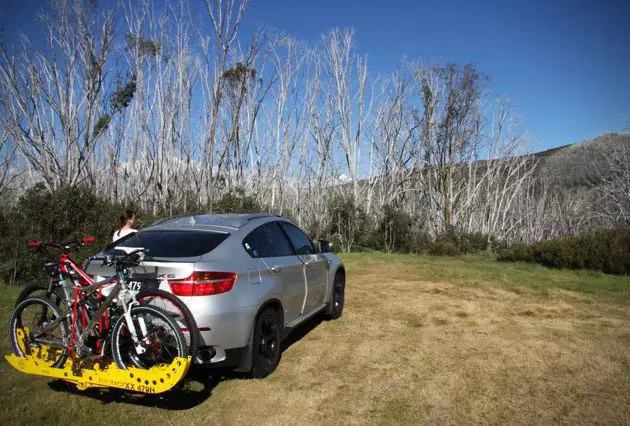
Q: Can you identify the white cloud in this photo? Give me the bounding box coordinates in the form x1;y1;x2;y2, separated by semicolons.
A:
338;174;351;183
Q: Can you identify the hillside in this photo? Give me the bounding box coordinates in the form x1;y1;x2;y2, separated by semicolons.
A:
536;132;630;188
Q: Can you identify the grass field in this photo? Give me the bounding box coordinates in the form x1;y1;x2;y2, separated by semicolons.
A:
1;253;629;424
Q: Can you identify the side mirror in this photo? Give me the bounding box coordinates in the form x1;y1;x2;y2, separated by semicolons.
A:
318;239;332;253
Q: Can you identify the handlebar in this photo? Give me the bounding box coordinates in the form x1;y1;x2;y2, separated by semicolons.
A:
27;236;96;252
100;249;146;271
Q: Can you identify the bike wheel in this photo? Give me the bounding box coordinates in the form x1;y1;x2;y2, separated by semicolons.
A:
111;305;186;370
16;281;66;311
136;289;199;358
8;296;69;368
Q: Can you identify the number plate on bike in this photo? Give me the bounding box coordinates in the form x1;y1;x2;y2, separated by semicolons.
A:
128;279;159;292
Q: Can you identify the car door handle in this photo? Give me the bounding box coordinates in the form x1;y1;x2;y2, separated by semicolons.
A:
271;266;282;273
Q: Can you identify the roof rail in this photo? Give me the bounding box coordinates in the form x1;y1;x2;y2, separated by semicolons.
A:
146;212;287;229
150;212;203;226
245;213;278;222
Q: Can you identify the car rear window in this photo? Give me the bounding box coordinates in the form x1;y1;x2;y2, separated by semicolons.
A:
105;230;230;258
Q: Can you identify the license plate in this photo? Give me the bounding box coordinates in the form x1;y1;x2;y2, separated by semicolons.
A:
127;279;159;292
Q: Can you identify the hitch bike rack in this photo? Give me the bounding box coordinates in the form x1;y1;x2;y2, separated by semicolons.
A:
6;328;191;394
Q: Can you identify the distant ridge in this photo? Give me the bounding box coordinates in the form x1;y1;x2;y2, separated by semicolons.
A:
533;144;573;158
534;132;630;159
537;132;630;188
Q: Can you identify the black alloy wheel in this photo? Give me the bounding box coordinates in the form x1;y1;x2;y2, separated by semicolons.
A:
327;272;345;320
251;308;281;378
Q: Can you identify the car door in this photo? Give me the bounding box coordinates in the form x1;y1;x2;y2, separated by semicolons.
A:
278;221;328;314
243;222;306;324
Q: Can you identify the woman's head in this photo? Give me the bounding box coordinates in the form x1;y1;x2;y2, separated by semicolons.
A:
120;209;135;228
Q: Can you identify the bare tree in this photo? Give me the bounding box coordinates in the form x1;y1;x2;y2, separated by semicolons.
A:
592;141;630;225
199;0;251;210
413;62;486;234
263;35;305;213
0;125;22;210
105;0;198;215
371;65;419;209
322;28;376;202
2;2;616;251
0;0;132;190
461;97;535;242
301;50;336;233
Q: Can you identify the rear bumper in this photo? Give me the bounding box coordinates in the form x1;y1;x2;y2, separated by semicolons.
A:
185;303;257;365
150;279;258;358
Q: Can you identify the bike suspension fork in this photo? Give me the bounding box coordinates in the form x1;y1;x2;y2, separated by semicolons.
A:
118;272;147;355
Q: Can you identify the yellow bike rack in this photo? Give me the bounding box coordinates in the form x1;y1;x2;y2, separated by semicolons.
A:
6;328;191;394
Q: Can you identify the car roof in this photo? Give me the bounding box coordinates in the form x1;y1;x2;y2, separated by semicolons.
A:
147;213;282;232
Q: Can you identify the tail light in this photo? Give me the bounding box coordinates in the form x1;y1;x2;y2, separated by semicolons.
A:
169;271;237;296
82;236;96;244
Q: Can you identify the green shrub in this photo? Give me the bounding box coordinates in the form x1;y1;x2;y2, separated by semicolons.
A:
379;205;413;253
428;240;461;256
499;226;630;275
0;187;276;284
432;228;490;255
305;219;324;241
0;185;123;284
374;205;432;254
328;233;344;253
459;232;490;253
326;195;374;252
409;231;432;254
214;190;262;214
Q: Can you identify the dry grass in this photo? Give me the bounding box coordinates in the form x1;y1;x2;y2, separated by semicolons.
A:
1;253;629;424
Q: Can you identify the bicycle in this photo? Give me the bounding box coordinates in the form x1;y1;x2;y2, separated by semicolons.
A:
9;250;187;370
15;237;199;359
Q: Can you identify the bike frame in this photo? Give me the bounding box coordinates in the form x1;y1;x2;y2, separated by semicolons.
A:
32;260;148;358
59;252;96;287
26;240;154;358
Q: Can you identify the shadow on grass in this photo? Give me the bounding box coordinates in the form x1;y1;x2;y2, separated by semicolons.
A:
46;314;326;410
46;365;237;410
281;314;325;352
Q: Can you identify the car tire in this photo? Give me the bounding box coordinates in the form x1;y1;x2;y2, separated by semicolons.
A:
250;307;281;378
325;271;345;320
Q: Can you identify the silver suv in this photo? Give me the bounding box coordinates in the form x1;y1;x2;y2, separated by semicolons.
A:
85;213;345;377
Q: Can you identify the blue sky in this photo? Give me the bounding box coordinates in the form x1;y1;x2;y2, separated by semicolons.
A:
3;0;629;151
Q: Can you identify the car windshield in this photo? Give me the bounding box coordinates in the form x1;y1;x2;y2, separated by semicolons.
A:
105;230;230;258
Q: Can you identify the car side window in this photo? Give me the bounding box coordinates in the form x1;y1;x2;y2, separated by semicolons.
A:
278;222;316;255
242;230;261;258
243;223;294;258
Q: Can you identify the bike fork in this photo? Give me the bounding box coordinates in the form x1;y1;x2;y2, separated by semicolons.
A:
121;299;147;355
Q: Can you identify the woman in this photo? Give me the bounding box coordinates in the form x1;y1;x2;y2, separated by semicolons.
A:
113;210;137;242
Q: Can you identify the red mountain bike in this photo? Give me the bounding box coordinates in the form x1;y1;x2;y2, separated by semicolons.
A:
15;237;199;359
